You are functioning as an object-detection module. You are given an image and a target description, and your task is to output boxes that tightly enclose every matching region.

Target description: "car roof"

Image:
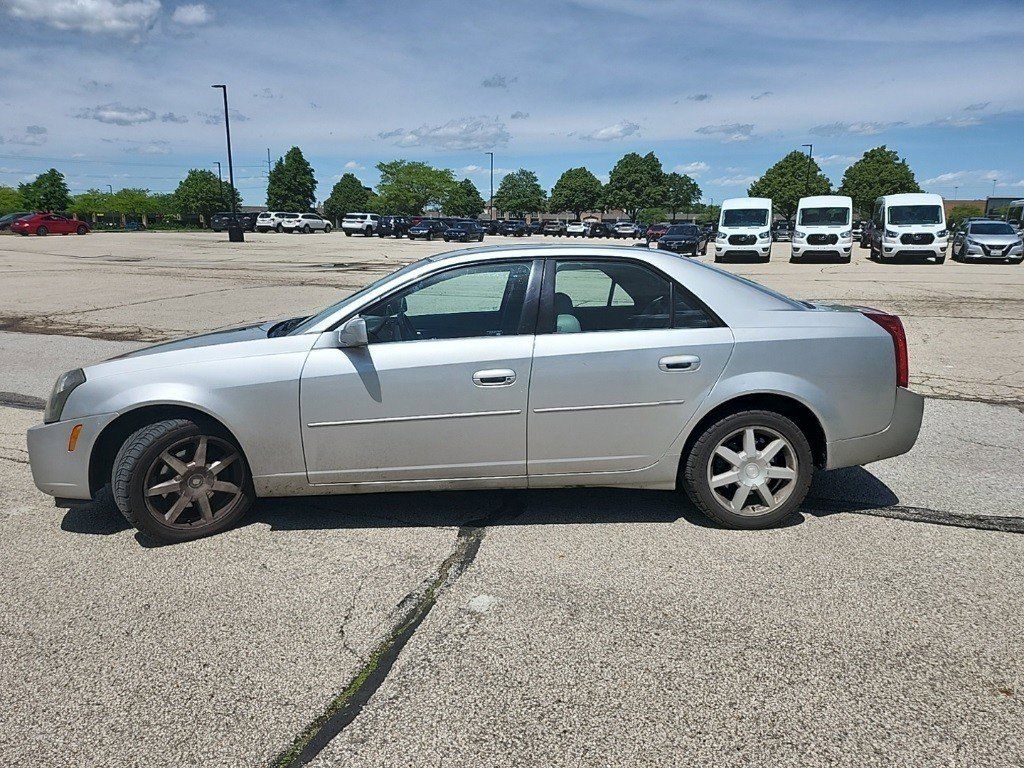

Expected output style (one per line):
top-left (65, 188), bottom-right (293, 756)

top-left (798, 195), bottom-right (852, 207)
top-left (879, 193), bottom-right (943, 205)
top-left (721, 197), bottom-right (771, 209)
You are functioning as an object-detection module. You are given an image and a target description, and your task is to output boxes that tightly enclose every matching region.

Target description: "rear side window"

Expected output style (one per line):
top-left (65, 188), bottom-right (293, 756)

top-left (549, 260), bottom-right (715, 333)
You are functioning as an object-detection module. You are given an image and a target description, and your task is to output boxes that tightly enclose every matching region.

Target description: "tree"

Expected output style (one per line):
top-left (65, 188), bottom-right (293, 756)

top-left (374, 160), bottom-right (456, 215)
top-left (838, 146), bottom-right (921, 218)
top-left (493, 169), bottom-right (546, 217)
top-left (324, 173), bottom-right (370, 224)
top-left (637, 207), bottom-right (668, 224)
top-left (663, 172), bottom-right (701, 220)
top-left (602, 152), bottom-right (665, 221)
top-left (548, 167), bottom-right (603, 220)
top-left (442, 178), bottom-right (486, 218)
top-left (111, 187), bottom-right (158, 226)
top-left (747, 151), bottom-right (831, 220)
top-left (266, 146), bottom-right (317, 211)
top-left (0, 185), bottom-right (25, 214)
top-left (173, 169), bottom-right (241, 226)
top-left (69, 189), bottom-right (113, 223)
top-left (19, 169), bottom-right (70, 212)
top-left (948, 204), bottom-right (984, 231)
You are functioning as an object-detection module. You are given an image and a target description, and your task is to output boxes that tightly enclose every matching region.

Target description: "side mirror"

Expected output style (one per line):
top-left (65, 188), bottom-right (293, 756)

top-left (336, 316), bottom-right (368, 348)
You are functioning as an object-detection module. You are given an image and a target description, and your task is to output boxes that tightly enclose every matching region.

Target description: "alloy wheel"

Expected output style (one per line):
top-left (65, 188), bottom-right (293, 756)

top-left (706, 426), bottom-right (798, 516)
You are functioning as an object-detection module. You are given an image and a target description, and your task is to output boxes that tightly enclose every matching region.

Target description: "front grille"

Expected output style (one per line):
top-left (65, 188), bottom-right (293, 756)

top-left (807, 233), bottom-right (838, 245)
top-left (900, 233), bottom-right (934, 245)
top-left (724, 249), bottom-right (758, 257)
top-left (728, 234), bottom-right (756, 245)
top-left (982, 243), bottom-right (1008, 256)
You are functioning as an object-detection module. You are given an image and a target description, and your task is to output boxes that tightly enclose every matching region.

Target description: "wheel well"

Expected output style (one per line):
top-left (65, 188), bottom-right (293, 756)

top-left (88, 405), bottom-right (244, 495)
top-left (677, 393), bottom-right (827, 483)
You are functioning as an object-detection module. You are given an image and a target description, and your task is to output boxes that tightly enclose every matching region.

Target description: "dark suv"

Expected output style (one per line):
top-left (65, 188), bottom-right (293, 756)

top-left (378, 216), bottom-right (411, 238)
top-left (407, 219), bottom-right (446, 240)
top-left (500, 220), bottom-right (530, 236)
top-left (211, 212), bottom-right (257, 232)
top-left (443, 220), bottom-right (486, 242)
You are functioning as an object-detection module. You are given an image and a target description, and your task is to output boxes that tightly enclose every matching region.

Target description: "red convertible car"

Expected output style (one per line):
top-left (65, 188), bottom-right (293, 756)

top-left (10, 213), bottom-right (90, 236)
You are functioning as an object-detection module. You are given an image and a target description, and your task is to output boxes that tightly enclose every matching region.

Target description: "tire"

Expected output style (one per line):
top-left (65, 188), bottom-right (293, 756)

top-left (303, 225), bottom-right (311, 234)
top-left (478, 234), bottom-right (484, 242)
top-left (276, 224), bottom-right (283, 233)
top-left (426, 232), bottom-right (433, 241)
top-left (682, 410), bottom-right (813, 530)
top-left (935, 255), bottom-right (946, 264)
top-left (345, 231), bottom-right (352, 236)
top-left (36, 226), bottom-right (48, 236)
top-left (325, 224), bottom-right (332, 233)
top-left (76, 225), bottom-right (88, 235)
top-left (364, 227), bottom-right (373, 237)
top-left (112, 418), bottom-right (253, 543)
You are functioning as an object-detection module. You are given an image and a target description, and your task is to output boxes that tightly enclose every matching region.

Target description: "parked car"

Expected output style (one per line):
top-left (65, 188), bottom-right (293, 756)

top-left (565, 220), bottom-right (589, 237)
top-left (480, 219), bottom-right (502, 236)
top-left (255, 212), bottom-right (298, 233)
top-left (542, 220), bottom-right (567, 236)
top-left (791, 195), bottom-right (853, 263)
top-left (378, 216), bottom-right (411, 238)
top-left (342, 212), bottom-right (380, 236)
top-left (211, 212), bottom-right (258, 232)
top-left (868, 193), bottom-right (948, 264)
top-left (951, 219), bottom-right (1023, 263)
top-left (500, 220), bottom-right (531, 237)
top-left (10, 213), bottom-right (90, 236)
top-left (407, 219), bottom-right (446, 240)
top-left (860, 220), bottom-right (876, 249)
top-left (772, 220), bottom-right (794, 242)
top-left (529, 220), bottom-right (544, 235)
top-left (281, 213), bottom-right (330, 234)
top-left (635, 223), bottom-right (650, 240)
top-left (715, 198), bottom-right (772, 262)
top-left (0, 211), bottom-right (33, 231)
top-left (443, 220), bottom-right (485, 242)
top-left (852, 220), bottom-right (866, 240)
top-left (26, 243), bottom-right (923, 543)
top-left (645, 222), bottom-right (671, 243)
top-left (611, 221), bottom-right (640, 239)
top-left (657, 223), bottom-right (707, 256)
top-left (586, 221), bottom-right (611, 238)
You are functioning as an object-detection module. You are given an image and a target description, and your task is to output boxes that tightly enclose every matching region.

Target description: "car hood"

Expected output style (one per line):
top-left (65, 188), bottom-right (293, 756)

top-left (968, 234), bottom-right (1019, 245)
top-left (110, 322), bottom-right (274, 361)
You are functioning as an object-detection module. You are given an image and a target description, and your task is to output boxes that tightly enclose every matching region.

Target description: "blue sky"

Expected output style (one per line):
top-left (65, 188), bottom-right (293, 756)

top-left (1, 0), bottom-right (1023, 206)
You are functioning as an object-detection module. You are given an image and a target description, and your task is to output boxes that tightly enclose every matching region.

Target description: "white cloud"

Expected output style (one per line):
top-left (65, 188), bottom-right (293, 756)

top-left (928, 115), bottom-right (981, 129)
top-left (161, 112), bottom-right (188, 123)
top-left (924, 169), bottom-right (1000, 185)
top-left (253, 87), bottom-right (281, 100)
top-left (171, 3), bottom-right (211, 24)
top-left (810, 121), bottom-right (906, 136)
top-left (196, 109), bottom-right (250, 125)
top-left (459, 164), bottom-right (512, 176)
top-left (510, 111), bottom-right (529, 120)
top-left (124, 140), bottom-right (172, 155)
top-left (1, 0), bottom-right (161, 34)
top-left (380, 116), bottom-right (510, 151)
top-left (1, 125), bottom-right (48, 146)
top-left (709, 174), bottom-right (758, 186)
top-left (343, 160), bottom-right (365, 170)
top-left (77, 102), bottom-right (156, 125)
top-left (674, 161), bottom-right (709, 176)
top-left (481, 74), bottom-right (516, 88)
top-left (581, 121), bottom-right (640, 141)
top-left (695, 123), bottom-right (754, 142)
top-left (686, 93), bottom-right (711, 102)
top-left (815, 154), bottom-right (858, 167)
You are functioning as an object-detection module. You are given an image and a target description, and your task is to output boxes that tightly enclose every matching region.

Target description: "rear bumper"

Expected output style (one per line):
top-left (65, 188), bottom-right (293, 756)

top-left (26, 412), bottom-right (119, 499)
top-left (825, 387), bottom-right (924, 470)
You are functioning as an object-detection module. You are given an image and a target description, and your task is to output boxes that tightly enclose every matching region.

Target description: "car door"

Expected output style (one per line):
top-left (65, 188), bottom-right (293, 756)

top-left (300, 258), bottom-right (541, 485)
top-left (527, 257), bottom-right (734, 479)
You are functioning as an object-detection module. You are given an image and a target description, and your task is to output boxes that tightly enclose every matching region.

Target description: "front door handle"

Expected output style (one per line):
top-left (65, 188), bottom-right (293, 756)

top-left (473, 369), bottom-right (516, 387)
top-left (659, 354), bottom-right (701, 372)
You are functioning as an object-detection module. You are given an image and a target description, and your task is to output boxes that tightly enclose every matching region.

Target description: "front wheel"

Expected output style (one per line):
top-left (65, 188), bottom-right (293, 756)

top-left (77, 225), bottom-right (88, 235)
top-left (276, 224), bottom-right (283, 233)
top-left (36, 226), bottom-right (48, 236)
top-left (112, 419), bottom-right (253, 543)
top-left (682, 410), bottom-right (813, 529)
top-left (324, 224), bottom-right (332, 233)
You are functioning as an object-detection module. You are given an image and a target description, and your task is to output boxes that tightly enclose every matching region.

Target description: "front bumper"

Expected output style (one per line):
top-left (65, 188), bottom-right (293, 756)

top-left (882, 240), bottom-right (947, 258)
top-left (826, 387), bottom-right (924, 470)
top-left (26, 412), bottom-right (119, 499)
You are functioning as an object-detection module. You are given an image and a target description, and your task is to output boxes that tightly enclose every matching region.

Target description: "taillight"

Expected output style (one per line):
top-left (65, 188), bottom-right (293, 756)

top-left (862, 309), bottom-right (909, 388)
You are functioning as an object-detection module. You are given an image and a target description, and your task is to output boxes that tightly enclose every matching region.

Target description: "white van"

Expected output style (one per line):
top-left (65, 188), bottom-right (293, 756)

top-left (341, 212), bottom-right (381, 236)
top-left (792, 195), bottom-right (854, 263)
top-left (715, 197), bottom-right (772, 262)
top-left (869, 193), bottom-right (948, 263)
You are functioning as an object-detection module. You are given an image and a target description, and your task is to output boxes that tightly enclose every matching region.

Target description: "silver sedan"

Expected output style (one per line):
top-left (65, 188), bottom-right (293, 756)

top-left (28, 244), bottom-right (924, 542)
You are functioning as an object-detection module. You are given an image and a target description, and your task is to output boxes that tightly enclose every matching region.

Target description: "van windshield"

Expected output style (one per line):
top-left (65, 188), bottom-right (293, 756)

top-left (888, 205), bottom-right (942, 226)
top-left (799, 207), bottom-right (850, 226)
top-left (722, 209), bottom-right (768, 227)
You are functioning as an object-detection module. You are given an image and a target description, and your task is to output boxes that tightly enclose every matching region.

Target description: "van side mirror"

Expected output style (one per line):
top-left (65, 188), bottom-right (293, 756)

top-left (336, 316), bottom-right (368, 348)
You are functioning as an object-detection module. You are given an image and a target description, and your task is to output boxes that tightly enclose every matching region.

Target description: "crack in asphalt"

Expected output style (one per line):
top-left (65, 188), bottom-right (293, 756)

top-left (0, 392), bottom-right (45, 411)
top-left (807, 498), bottom-right (1024, 534)
top-left (268, 495), bottom-right (521, 768)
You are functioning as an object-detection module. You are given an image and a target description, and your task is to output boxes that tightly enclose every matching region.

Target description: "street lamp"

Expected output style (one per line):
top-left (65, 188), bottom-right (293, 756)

top-left (485, 151), bottom-right (494, 220)
top-left (211, 84), bottom-right (243, 242)
top-left (106, 184), bottom-right (113, 194)
top-left (801, 144), bottom-right (813, 195)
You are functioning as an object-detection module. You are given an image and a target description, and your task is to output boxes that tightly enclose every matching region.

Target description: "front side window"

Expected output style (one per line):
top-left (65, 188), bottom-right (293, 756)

top-left (798, 207), bottom-right (850, 226)
top-left (361, 261), bottom-right (532, 344)
top-left (722, 209), bottom-right (769, 227)
top-left (550, 260), bottom-right (714, 334)
top-left (888, 205), bottom-right (943, 226)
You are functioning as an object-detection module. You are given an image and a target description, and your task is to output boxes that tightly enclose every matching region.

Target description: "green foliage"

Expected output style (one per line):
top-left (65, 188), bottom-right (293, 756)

top-left (548, 167), bottom-right (603, 218)
top-left (374, 160), bottom-right (456, 215)
top-left (19, 169), bottom-right (70, 212)
top-left (173, 169), bottom-right (241, 224)
top-left (697, 203), bottom-right (721, 224)
top-left (948, 204), bottom-right (984, 230)
top-left (663, 172), bottom-right (701, 217)
top-left (493, 169), bottom-right (546, 217)
top-left (68, 189), bottom-right (112, 217)
top-left (442, 178), bottom-right (486, 217)
top-left (0, 185), bottom-right (25, 214)
top-left (637, 207), bottom-right (668, 224)
top-left (266, 146), bottom-right (318, 211)
top-left (602, 152), bottom-right (665, 221)
top-left (747, 150), bottom-right (831, 219)
top-left (838, 146), bottom-right (921, 217)
top-left (324, 173), bottom-right (371, 223)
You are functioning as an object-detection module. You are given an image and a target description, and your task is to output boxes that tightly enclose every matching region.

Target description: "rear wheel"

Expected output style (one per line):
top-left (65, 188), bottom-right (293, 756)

top-left (112, 419), bottom-right (253, 543)
top-left (303, 224), bottom-right (311, 234)
top-left (682, 410), bottom-right (813, 529)
top-left (36, 226), bottom-right (48, 236)
top-left (276, 224), bottom-right (283, 233)
top-left (76, 224), bottom-right (88, 235)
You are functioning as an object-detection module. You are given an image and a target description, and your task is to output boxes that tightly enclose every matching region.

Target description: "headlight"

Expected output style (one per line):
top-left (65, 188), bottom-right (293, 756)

top-left (795, 230), bottom-right (806, 239)
top-left (759, 231), bottom-right (770, 239)
top-left (937, 229), bottom-right (948, 238)
top-left (840, 230), bottom-right (851, 238)
top-left (44, 368), bottom-right (86, 424)
top-left (716, 233), bottom-right (726, 241)
top-left (885, 229), bottom-right (898, 239)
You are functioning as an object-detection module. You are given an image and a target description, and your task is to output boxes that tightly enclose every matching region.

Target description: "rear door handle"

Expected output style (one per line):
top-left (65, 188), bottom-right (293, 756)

top-left (659, 354), bottom-right (701, 372)
top-left (473, 369), bottom-right (516, 387)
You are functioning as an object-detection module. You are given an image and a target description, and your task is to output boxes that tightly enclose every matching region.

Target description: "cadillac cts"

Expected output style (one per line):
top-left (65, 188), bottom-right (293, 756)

top-left (28, 245), bottom-right (923, 542)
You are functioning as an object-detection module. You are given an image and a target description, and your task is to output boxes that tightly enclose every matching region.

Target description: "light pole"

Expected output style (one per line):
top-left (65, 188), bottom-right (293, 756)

top-left (211, 84), bottom-right (243, 241)
top-left (106, 184), bottom-right (113, 194)
top-left (214, 161), bottom-right (224, 207)
top-left (953, 185), bottom-right (958, 201)
top-left (801, 143), bottom-right (813, 196)
top-left (485, 152), bottom-right (494, 220)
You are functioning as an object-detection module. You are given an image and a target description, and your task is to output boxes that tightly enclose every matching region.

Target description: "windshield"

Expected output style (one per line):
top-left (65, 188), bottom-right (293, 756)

top-left (667, 225), bottom-right (698, 235)
top-left (888, 205), bottom-right (943, 226)
top-left (288, 257), bottom-right (435, 335)
top-left (722, 209), bottom-right (768, 227)
top-left (798, 207), bottom-right (850, 226)
top-left (970, 222), bottom-right (1015, 235)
